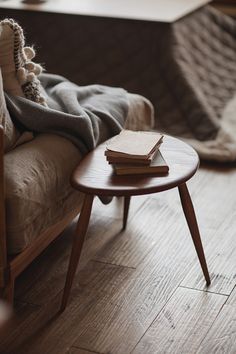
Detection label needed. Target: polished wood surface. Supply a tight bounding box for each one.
[0,0,211,23]
[0,164,235,353]
[71,135,199,197]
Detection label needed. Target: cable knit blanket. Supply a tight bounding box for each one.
[5,73,129,154]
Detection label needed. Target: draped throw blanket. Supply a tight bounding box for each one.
[5,73,129,154]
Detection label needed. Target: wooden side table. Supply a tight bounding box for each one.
[61,135,210,311]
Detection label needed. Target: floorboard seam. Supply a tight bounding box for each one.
[179,285,230,297]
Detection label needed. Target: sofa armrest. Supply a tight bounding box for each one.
[0,124,7,286]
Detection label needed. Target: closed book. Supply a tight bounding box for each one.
[114,150,169,175]
[105,130,164,159]
[106,142,162,165]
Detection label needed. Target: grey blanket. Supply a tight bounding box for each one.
[5,73,129,154]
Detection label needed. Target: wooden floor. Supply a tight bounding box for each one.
[1,163,236,354]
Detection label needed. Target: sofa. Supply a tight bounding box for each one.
[0,63,154,303]
[0,17,155,303]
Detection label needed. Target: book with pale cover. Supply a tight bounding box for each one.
[105,130,164,159]
[113,150,169,175]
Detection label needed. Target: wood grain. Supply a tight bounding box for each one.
[196,304,236,354]
[132,287,226,354]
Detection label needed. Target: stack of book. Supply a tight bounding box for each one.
[105,130,169,175]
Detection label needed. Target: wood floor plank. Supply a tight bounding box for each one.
[196,305,236,354]
[132,287,226,354]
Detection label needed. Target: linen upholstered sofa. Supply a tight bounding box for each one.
[0,64,154,304]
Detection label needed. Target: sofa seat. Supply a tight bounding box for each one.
[5,133,83,254]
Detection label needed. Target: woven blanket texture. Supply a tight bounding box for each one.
[160,6,236,161]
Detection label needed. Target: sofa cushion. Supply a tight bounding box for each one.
[0,68,21,152]
[5,133,83,254]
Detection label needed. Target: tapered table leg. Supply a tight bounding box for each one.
[178,183,211,285]
[61,194,94,311]
[122,196,131,230]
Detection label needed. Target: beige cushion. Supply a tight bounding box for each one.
[0,68,21,152]
[5,134,83,254]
